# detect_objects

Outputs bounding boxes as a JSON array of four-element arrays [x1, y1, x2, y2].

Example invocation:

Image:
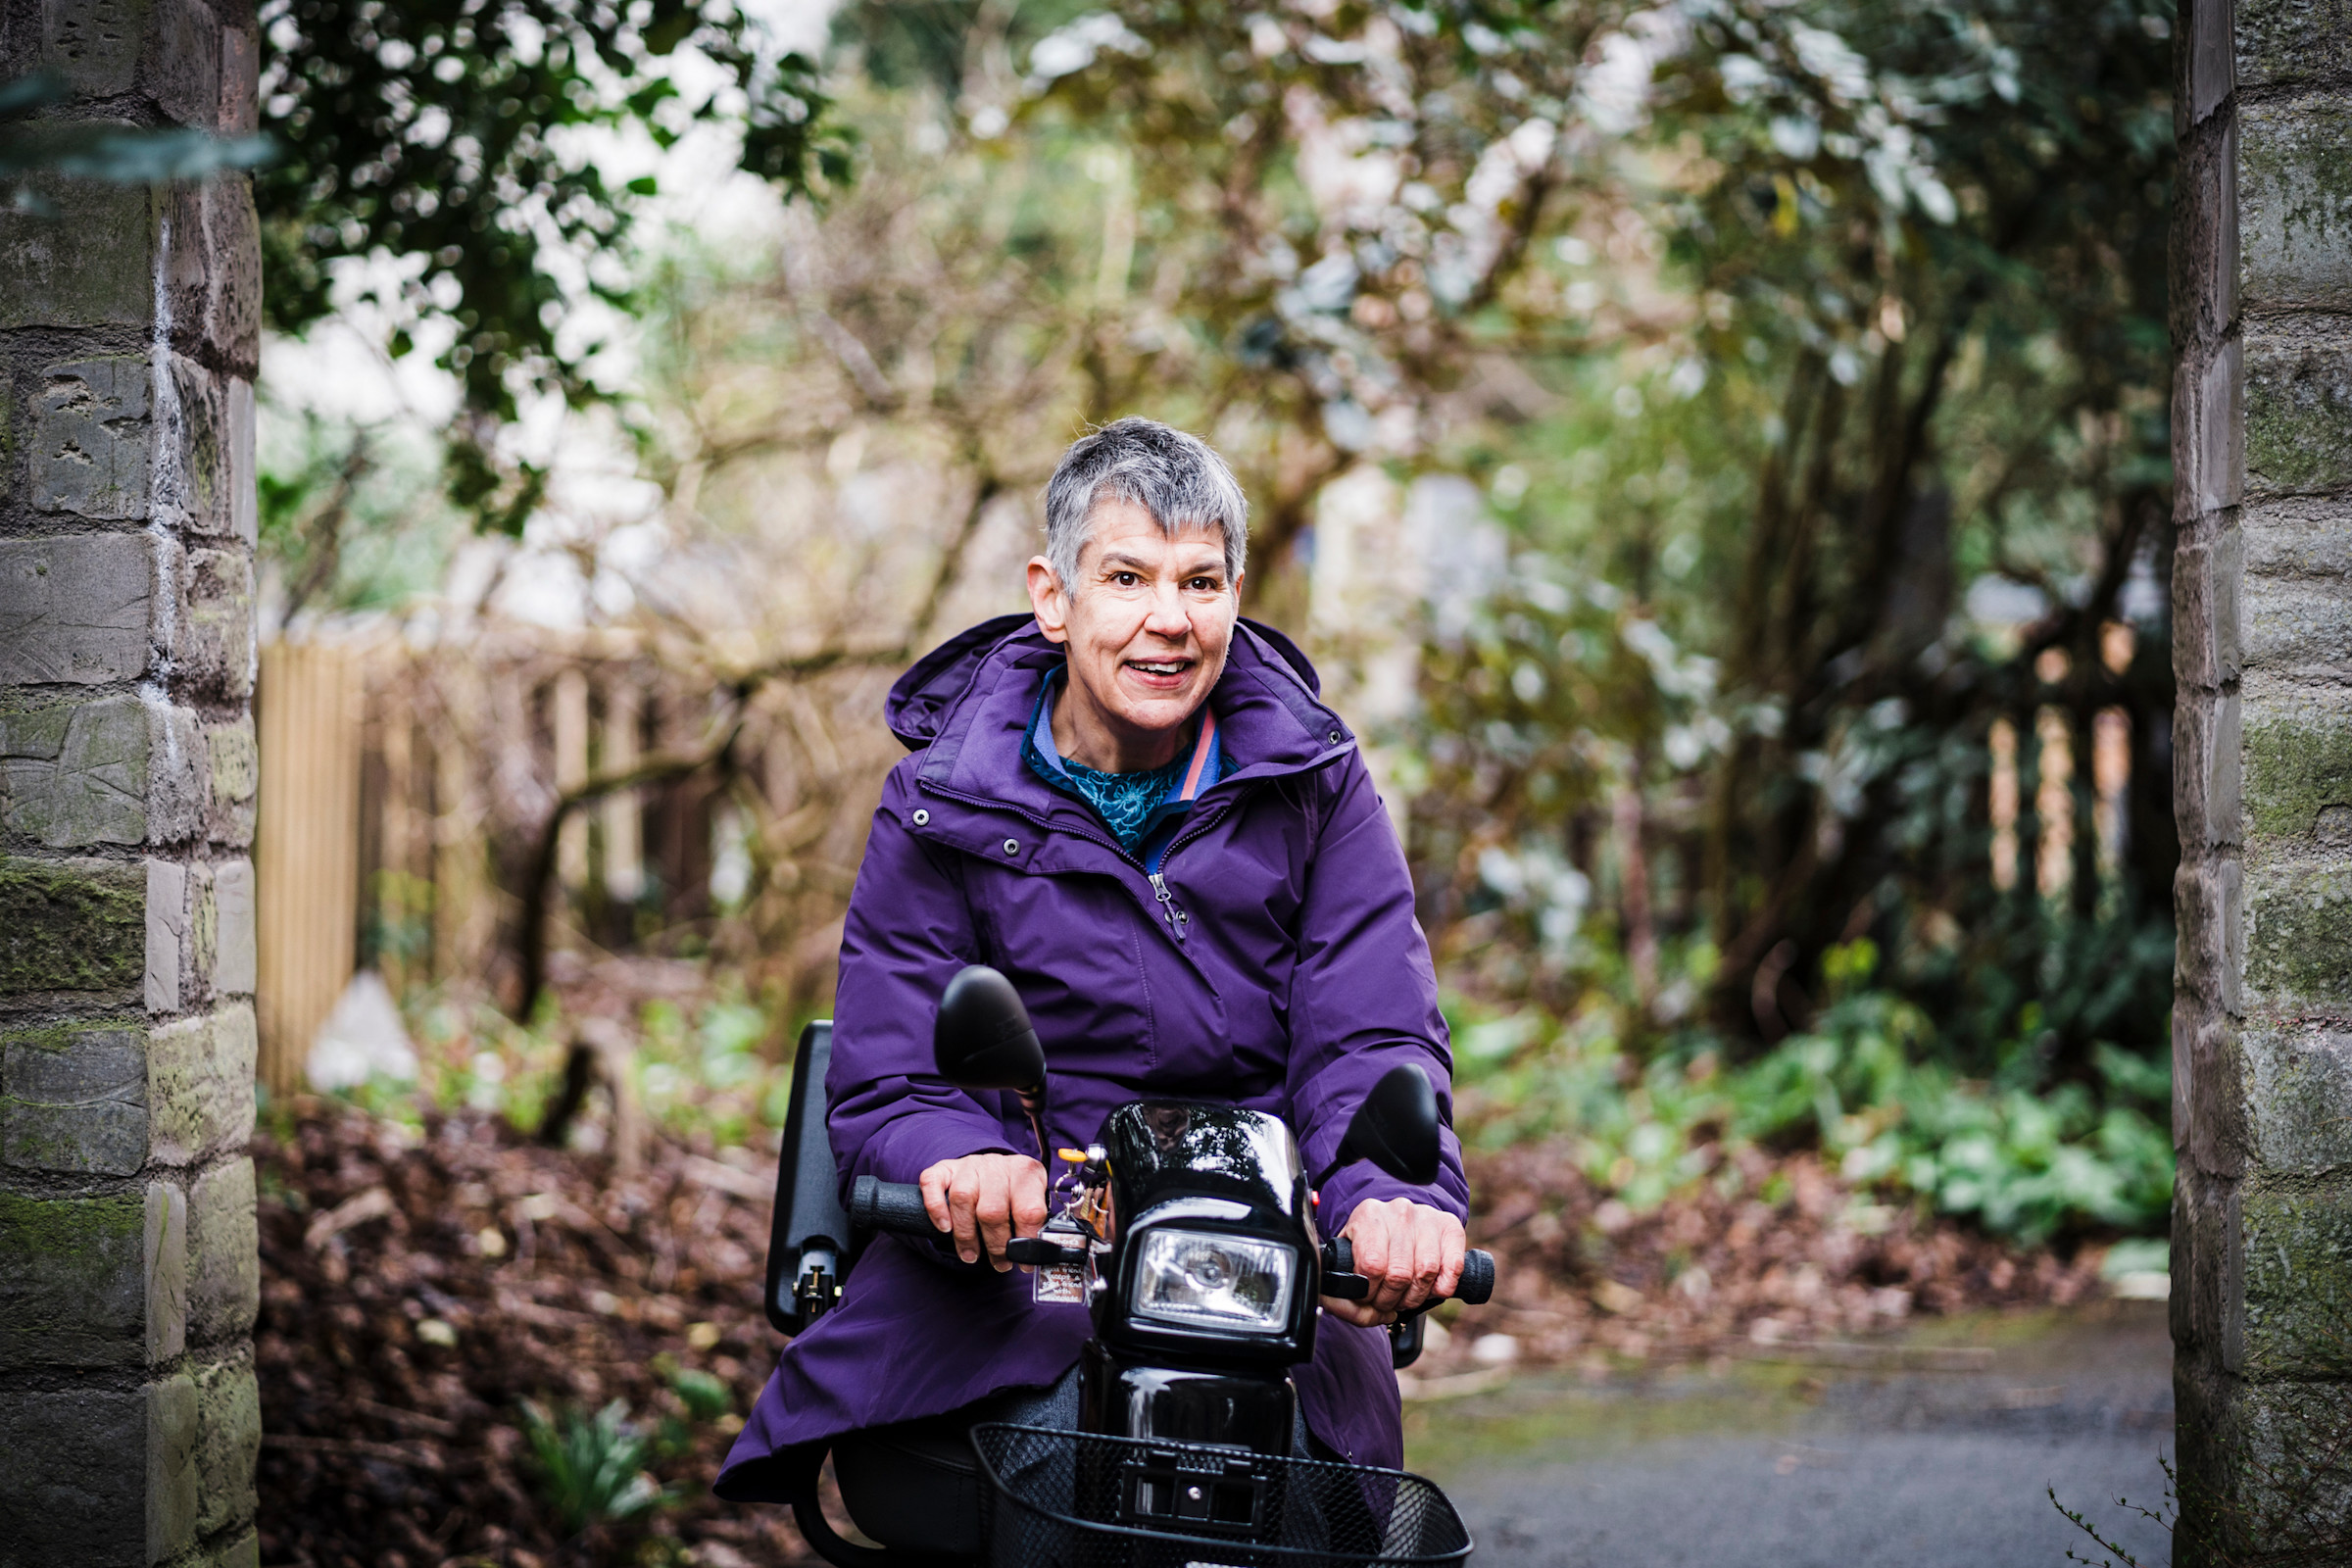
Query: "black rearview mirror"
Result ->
[[932, 965, 1047, 1095], [1336, 1063, 1442, 1186]]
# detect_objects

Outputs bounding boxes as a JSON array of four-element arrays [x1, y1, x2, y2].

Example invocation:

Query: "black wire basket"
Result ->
[[969, 1423, 1473, 1568]]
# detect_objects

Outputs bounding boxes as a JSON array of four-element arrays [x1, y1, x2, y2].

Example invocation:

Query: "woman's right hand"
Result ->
[[918, 1152, 1050, 1270]]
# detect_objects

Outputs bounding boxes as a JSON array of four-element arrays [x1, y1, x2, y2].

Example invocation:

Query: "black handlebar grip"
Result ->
[[851, 1175, 946, 1238], [1316, 1238, 1371, 1300], [1455, 1249, 1495, 1305]]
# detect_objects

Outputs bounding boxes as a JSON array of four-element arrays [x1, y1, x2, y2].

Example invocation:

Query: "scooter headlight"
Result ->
[[1131, 1229, 1295, 1335]]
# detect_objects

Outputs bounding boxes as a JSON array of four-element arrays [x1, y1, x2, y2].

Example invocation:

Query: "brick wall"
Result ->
[[0, 2, 262, 1563], [2173, 0, 2352, 1555]]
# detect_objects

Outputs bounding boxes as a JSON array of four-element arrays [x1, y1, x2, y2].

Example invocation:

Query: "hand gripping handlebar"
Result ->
[[1318, 1237, 1494, 1309], [850, 1177, 1088, 1265]]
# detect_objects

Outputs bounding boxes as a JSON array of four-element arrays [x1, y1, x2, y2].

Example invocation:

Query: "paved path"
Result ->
[[1403, 1301, 2175, 1568]]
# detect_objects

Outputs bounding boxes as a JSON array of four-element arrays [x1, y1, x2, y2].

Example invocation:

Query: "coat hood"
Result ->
[[884, 613, 1326, 753]]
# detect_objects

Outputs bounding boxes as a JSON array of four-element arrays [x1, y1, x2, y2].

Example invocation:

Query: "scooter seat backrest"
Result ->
[[764, 1020, 857, 1336]]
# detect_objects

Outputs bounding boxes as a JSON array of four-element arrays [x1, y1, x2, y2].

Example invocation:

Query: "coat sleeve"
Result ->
[[826, 770, 1020, 1200], [1284, 752, 1470, 1235]]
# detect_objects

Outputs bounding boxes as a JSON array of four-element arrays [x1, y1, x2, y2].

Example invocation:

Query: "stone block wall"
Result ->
[[0, 2, 262, 1564], [2173, 0, 2352, 1556]]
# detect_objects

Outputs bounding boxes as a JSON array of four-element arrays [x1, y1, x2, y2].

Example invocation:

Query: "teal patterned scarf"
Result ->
[[1021, 667, 1227, 855], [1054, 753, 1190, 851]]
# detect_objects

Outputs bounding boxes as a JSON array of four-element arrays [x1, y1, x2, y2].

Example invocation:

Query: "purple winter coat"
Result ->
[[716, 614, 1467, 1500]]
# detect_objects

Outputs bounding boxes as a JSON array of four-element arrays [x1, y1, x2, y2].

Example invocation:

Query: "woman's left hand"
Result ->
[[1321, 1197, 1467, 1326]]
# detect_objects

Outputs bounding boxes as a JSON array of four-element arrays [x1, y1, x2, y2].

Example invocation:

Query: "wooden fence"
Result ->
[[255, 641, 363, 1094], [254, 623, 838, 1091]]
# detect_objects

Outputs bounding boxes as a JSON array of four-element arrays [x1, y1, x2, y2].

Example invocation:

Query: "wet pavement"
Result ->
[[1403, 1300, 2176, 1568]]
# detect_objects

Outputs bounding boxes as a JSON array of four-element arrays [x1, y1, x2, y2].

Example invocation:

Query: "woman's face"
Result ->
[[1026, 499, 1241, 763]]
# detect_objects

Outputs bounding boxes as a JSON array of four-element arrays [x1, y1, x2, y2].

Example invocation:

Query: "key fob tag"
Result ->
[[1030, 1215, 1091, 1303], [1034, 1258, 1086, 1303]]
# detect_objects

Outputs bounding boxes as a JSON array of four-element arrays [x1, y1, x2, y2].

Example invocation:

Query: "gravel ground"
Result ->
[[1410, 1300, 2176, 1568]]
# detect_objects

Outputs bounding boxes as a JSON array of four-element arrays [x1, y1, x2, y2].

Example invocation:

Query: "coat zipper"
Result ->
[[1142, 799, 1236, 945], [1148, 872, 1189, 943]]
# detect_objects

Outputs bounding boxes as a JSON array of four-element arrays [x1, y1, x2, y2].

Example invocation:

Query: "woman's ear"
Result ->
[[1026, 557, 1070, 644]]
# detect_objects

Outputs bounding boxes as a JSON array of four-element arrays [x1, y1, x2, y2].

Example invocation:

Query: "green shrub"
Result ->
[[1454, 941, 2173, 1243], [520, 1399, 663, 1537]]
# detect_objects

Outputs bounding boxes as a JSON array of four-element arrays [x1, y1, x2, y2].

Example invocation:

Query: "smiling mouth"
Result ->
[[1125, 658, 1194, 683]]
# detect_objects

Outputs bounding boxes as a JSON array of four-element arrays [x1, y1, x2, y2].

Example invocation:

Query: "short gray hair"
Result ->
[[1042, 417, 1249, 591]]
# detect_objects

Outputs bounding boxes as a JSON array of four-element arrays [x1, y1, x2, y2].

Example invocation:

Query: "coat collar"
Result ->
[[897, 618, 1355, 852]]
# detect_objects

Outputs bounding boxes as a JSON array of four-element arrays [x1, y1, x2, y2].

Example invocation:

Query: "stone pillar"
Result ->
[[0, 3, 263, 1564], [2172, 0, 2352, 1556]]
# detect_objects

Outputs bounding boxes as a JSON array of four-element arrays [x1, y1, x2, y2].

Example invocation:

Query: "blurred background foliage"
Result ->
[[260, 0, 2179, 1246], [256, 0, 847, 528]]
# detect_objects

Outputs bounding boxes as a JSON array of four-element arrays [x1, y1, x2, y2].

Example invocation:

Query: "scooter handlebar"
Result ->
[[856, 1175, 1500, 1301], [1455, 1248, 1494, 1305], [1319, 1237, 1495, 1308], [851, 1175, 947, 1240]]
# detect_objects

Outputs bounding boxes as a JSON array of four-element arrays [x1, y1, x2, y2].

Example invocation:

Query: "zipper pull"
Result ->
[[1148, 872, 1190, 942]]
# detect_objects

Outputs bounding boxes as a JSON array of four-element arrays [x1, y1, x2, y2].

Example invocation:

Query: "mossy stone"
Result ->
[[186, 1157, 256, 1343], [0, 696, 154, 849], [2247, 338, 2352, 496], [2246, 867, 2352, 1004], [193, 1353, 258, 1538], [0, 1188, 149, 1367], [2240, 1179, 2352, 1377], [2237, 0, 2352, 88], [0, 165, 157, 330], [0, 1019, 148, 1175], [148, 1007, 254, 1167], [2176, 1368, 2352, 1562], [0, 1384, 150, 1563], [0, 858, 145, 998], [2241, 99, 2352, 309], [2243, 709, 2352, 842]]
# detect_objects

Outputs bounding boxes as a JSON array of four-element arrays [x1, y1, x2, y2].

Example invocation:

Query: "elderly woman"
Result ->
[[717, 417, 1466, 1495]]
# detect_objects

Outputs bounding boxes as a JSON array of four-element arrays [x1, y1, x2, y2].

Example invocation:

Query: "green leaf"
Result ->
[[642, 10, 699, 56], [670, 1368, 731, 1421]]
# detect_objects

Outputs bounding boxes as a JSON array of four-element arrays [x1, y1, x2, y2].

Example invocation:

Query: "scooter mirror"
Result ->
[[1336, 1062, 1443, 1186], [932, 965, 1047, 1095]]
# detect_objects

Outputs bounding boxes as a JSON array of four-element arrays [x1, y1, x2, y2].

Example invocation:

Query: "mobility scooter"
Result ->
[[759, 966, 1494, 1566]]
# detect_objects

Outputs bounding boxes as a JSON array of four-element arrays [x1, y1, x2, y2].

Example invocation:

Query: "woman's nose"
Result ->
[[1143, 585, 1190, 638]]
